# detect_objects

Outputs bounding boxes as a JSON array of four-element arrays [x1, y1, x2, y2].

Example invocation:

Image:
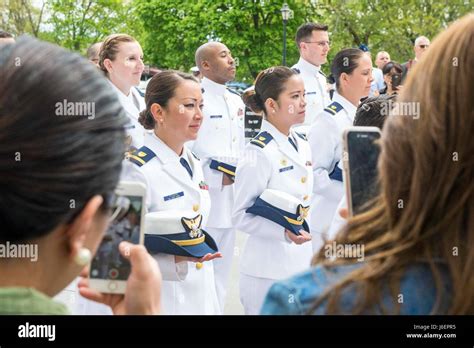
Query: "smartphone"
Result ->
[[391, 73, 402, 90], [89, 181, 146, 294], [342, 127, 382, 216]]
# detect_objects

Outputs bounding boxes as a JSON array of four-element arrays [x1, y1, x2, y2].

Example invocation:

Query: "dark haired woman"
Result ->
[[99, 34, 146, 150], [0, 36, 161, 315], [232, 66, 313, 314], [124, 70, 221, 314], [307, 48, 373, 252], [379, 61, 404, 95]]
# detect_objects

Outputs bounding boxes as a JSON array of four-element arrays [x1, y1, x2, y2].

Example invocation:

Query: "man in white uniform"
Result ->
[[191, 42, 245, 313], [291, 22, 331, 133]]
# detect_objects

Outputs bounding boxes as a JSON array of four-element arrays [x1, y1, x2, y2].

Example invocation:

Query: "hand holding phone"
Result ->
[[89, 181, 146, 294], [79, 241, 162, 315], [342, 127, 382, 216]]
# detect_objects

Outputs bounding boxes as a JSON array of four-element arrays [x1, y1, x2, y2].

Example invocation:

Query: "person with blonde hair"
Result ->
[[99, 34, 146, 150], [262, 13, 474, 315]]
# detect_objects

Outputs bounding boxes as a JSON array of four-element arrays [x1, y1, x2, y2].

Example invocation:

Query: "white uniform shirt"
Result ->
[[123, 131, 219, 315], [292, 57, 330, 130], [232, 120, 314, 280], [108, 81, 147, 149], [307, 91, 357, 245], [190, 77, 245, 228]]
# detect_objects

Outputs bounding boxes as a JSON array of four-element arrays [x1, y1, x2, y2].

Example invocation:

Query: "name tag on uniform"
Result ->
[[210, 115, 223, 119], [306, 91, 317, 95], [163, 191, 184, 201], [279, 165, 294, 173]]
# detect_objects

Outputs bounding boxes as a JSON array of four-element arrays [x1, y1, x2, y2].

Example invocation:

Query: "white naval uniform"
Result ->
[[108, 81, 147, 149], [291, 57, 330, 134], [124, 131, 219, 315], [307, 91, 357, 252], [232, 120, 314, 315], [190, 77, 245, 313]]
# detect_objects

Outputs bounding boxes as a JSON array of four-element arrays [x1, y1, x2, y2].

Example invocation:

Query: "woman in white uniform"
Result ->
[[307, 48, 373, 252], [124, 70, 221, 315], [99, 34, 147, 150], [232, 66, 313, 315]]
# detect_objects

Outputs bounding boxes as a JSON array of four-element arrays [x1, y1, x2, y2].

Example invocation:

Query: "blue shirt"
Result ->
[[261, 262, 451, 315]]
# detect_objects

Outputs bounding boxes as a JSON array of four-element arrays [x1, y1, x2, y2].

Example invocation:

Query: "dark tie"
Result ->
[[180, 157, 193, 179], [288, 137, 298, 152]]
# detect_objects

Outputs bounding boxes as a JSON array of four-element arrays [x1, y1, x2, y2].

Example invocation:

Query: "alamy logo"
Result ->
[[18, 322, 55, 341], [0, 241, 37, 262], [55, 99, 95, 119]]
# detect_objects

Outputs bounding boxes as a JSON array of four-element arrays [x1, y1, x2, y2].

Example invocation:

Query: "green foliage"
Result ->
[[3, 0, 472, 77], [47, 0, 140, 53]]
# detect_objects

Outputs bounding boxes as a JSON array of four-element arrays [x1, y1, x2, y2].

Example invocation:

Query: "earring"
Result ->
[[74, 247, 92, 266], [272, 109, 276, 113]]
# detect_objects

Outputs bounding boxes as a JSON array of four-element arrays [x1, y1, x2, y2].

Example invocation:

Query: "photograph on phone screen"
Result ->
[[90, 195, 142, 281], [349, 132, 381, 214]]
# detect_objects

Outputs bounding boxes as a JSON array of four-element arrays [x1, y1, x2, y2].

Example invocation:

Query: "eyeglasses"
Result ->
[[418, 44, 429, 49], [304, 41, 330, 47]]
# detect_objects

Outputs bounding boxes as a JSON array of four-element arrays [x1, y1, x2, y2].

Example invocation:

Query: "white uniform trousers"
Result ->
[[239, 273, 276, 315], [207, 226, 235, 313]]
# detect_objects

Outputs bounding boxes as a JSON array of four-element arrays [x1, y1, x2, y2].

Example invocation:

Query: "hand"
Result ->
[[222, 174, 234, 186], [175, 252, 222, 264], [78, 241, 162, 315], [285, 229, 312, 245]]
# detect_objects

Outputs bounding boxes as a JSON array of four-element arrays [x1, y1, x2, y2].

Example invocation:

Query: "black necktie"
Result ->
[[180, 157, 193, 179], [288, 136, 298, 152]]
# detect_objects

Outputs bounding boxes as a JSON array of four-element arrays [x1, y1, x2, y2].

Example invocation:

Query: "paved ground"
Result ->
[[223, 230, 247, 315]]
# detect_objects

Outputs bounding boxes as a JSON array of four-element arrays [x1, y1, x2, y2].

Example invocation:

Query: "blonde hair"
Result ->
[[310, 13, 474, 314], [98, 34, 137, 74]]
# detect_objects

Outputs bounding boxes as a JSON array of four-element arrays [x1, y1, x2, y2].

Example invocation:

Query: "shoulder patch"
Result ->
[[324, 101, 344, 116], [250, 131, 274, 148], [127, 146, 156, 167], [295, 132, 307, 141]]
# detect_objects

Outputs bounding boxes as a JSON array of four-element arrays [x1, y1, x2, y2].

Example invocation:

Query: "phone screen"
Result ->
[[347, 130, 381, 214], [90, 195, 143, 281]]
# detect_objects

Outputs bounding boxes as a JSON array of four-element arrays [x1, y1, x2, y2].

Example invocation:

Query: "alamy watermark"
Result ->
[[55, 99, 95, 120], [381, 100, 420, 120], [0, 241, 38, 262], [324, 241, 365, 262]]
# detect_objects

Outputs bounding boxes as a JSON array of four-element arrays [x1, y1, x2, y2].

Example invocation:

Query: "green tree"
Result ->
[[48, 0, 138, 53]]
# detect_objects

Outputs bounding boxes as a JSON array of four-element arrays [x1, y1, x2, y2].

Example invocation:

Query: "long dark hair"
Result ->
[[0, 36, 128, 243]]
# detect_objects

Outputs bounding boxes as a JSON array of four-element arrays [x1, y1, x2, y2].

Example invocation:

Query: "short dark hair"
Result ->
[[295, 23, 328, 48], [0, 36, 128, 242], [0, 30, 14, 39], [354, 94, 396, 129], [382, 61, 403, 75], [243, 66, 298, 115], [138, 70, 199, 130], [330, 48, 365, 91]]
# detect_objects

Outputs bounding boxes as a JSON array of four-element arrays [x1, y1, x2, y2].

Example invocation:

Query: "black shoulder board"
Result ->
[[226, 87, 241, 97], [293, 68, 301, 74], [128, 146, 156, 167], [295, 132, 307, 141], [201, 87, 205, 94], [324, 101, 344, 116], [318, 70, 327, 78], [250, 131, 274, 148]]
